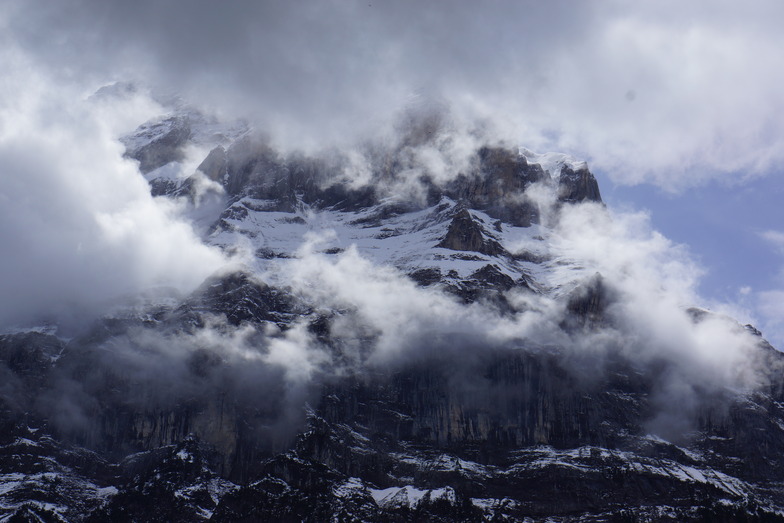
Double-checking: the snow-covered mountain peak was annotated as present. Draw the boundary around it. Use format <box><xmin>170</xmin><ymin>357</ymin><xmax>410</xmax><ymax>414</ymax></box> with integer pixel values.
<box><xmin>519</xmin><ymin>147</ymin><xmax>589</xmax><ymax>180</ymax></box>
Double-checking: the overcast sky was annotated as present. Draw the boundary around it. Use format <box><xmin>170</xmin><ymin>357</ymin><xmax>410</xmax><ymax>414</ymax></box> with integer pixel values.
<box><xmin>1</xmin><ymin>0</ymin><xmax>783</xmax><ymax>344</ymax></box>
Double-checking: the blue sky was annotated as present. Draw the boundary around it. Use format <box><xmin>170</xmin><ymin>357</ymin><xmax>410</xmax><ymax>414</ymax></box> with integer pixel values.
<box><xmin>597</xmin><ymin>170</ymin><xmax>784</xmax><ymax>345</ymax></box>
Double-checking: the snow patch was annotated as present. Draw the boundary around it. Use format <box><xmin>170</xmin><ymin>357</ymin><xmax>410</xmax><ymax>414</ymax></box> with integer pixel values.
<box><xmin>519</xmin><ymin>148</ymin><xmax>588</xmax><ymax>180</ymax></box>
<box><xmin>369</xmin><ymin>485</ymin><xmax>456</xmax><ymax>509</ymax></box>
<box><xmin>333</xmin><ymin>477</ymin><xmax>367</xmax><ymax>498</ymax></box>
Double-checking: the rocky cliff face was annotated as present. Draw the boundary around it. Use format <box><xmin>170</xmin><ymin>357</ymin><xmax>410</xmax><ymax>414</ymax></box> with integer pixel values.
<box><xmin>441</xmin><ymin>147</ymin><xmax>549</xmax><ymax>227</ymax></box>
<box><xmin>437</xmin><ymin>209</ymin><xmax>506</xmax><ymax>256</ymax></box>
<box><xmin>123</xmin><ymin>114</ymin><xmax>192</xmax><ymax>175</ymax></box>
<box><xmin>2</xmin><ymin>108</ymin><xmax>783</xmax><ymax>522</ymax></box>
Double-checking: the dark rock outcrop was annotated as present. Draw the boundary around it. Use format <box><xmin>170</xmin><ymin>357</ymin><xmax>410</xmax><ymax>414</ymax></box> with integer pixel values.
<box><xmin>558</xmin><ymin>164</ymin><xmax>602</xmax><ymax>203</ymax></box>
<box><xmin>124</xmin><ymin>115</ymin><xmax>191</xmax><ymax>174</ymax></box>
<box><xmin>443</xmin><ymin>146</ymin><xmax>547</xmax><ymax>227</ymax></box>
<box><xmin>183</xmin><ymin>136</ymin><xmax>602</xmax><ymax>226</ymax></box>
<box><xmin>216</xmin><ymin>136</ymin><xmax>377</xmax><ymax>211</ymax></box>
<box><xmin>196</xmin><ymin>145</ymin><xmax>228</xmax><ymax>183</ymax></box>
<box><xmin>564</xmin><ymin>273</ymin><xmax>613</xmax><ymax>330</ymax></box>
<box><xmin>408</xmin><ymin>267</ymin><xmax>443</xmax><ymax>287</ymax></box>
<box><xmin>437</xmin><ymin>209</ymin><xmax>505</xmax><ymax>256</ymax></box>
<box><xmin>173</xmin><ymin>271</ymin><xmax>305</xmax><ymax>329</ymax></box>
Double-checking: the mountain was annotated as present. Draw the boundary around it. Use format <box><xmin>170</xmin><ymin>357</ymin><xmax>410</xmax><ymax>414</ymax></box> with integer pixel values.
<box><xmin>2</xmin><ymin>101</ymin><xmax>784</xmax><ymax>522</ymax></box>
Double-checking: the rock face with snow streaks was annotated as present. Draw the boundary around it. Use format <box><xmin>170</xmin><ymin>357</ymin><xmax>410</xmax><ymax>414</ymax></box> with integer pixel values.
<box><xmin>2</xmin><ymin>106</ymin><xmax>784</xmax><ymax>522</ymax></box>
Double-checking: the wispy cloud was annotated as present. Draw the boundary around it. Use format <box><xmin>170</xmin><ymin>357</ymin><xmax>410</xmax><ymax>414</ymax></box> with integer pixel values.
<box><xmin>760</xmin><ymin>230</ymin><xmax>784</xmax><ymax>254</ymax></box>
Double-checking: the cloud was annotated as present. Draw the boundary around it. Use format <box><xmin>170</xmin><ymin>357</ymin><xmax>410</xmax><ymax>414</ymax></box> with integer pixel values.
<box><xmin>265</xmin><ymin>197</ymin><xmax>762</xmax><ymax>399</ymax></box>
<box><xmin>760</xmin><ymin>230</ymin><xmax>784</xmax><ymax>255</ymax></box>
<box><xmin>550</xmin><ymin>203</ymin><xmax>764</xmax><ymax>399</ymax></box>
<box><xmin>0</xmin><ymin>42</ymin><xmax>230</xmax><ymax>329</ymax></box>
<box><xmin>197</xmin><ymin>192</ymin><xmax>761</xmax><ymax>445</ymax></box>
<box><xmin>281</xmin><ymin>235</ymin><xmax>499</xmax><ymax>365</ymax></box>
<box><xmin>5</xmin><ymin>0</ymin><xmax>784</xmax><ymax>188</ymax></box>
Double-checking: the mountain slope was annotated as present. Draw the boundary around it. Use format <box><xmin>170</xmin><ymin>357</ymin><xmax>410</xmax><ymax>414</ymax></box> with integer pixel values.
<box><xmin>1</xmin><ymin>104</ymin><xmax>783</xmax><ymax>522</ymax></box>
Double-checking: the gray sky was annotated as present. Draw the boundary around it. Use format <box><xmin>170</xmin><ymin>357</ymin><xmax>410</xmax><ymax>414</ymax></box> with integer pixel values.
<box><xmin>5</xmin><ymin>0</ymin><xmax>784</xmax><ymax>177</ymax></box>
<box><xmin>5</xmin><ymin>0</ymin><xmax>781</xmax><ymax>183</ymax></box>
<box><xmin>1</xmin><ymin>0</ymin><xmax>783</xmax><ymax>343</ymax></box>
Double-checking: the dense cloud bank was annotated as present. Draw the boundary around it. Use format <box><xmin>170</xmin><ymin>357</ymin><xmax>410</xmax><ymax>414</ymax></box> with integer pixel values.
<box><xmin>5</xmin><ymin>0</ymin><xmax>784</xmax><ymax>186</ymax></box>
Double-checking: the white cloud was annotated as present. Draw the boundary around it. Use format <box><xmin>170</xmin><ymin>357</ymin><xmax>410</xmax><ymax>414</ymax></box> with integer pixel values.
<box><xmin>258</xmin><ymin>195</ymin><xmax>763</xmax><ymax>402</ymax></box>
<box><xmin>0</xmin><ymin>43</ymin><xmax>230</xmax><ymax>328</ymax></box>
<box><xmin>760</xmin><ymin>230</ymin><xmax>784</xmax><ymax>255</ymax></box>
<box><xmin>548</xmin><ymin>202</ymin><xmax>760</xmax><ymax>388</ymax></box>
<box><xmin>552</xmin><ymin>2</ymin><xmax>784</xmax><ymax>183</ymax></box>
<box><xmin>281</xmin><ymin>236</ymin><xmax>494</xmax><ymax>365</ymax></box>
<box><xmin>5</xmin><ymin>1</ymin><xmax>784</xmax><ymax>189</ymax></box>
